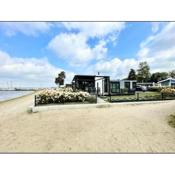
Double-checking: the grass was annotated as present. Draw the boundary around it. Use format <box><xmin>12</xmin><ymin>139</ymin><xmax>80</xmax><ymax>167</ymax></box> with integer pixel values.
<box><xmin>168</xmin><ymin>114</ymin><xmax>175</xmax><ymax>128</ymax></box>
<box><xmin>102</xmin><ymin>91</ymin><xmax>162</xmax><ymax>102</ymax></box>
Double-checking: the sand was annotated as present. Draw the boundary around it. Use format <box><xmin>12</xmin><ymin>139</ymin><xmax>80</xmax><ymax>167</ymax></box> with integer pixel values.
<box><xmin>0</xmin><ymin>93</ymin><xmax>175</xmax><ymax>153</ymax></box>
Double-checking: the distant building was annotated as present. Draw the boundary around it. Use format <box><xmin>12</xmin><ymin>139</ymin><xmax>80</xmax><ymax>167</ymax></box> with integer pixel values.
<box><xmin>157</xmin><ymin>77</ymin><xmax>175</xmax><ymax>87</ymax></box>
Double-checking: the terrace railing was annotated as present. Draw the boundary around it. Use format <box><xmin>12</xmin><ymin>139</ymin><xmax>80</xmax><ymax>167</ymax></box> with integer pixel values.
<box><xmin>108</xmin><ymin>92</ymin><xmax>175</xmax><ymax>103</ymax></box>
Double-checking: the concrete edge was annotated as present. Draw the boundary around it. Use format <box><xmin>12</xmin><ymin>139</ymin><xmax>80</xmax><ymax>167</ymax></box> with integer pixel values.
<box><xmin>29</xmin><ymin>100</ymin><xmax>175</xmax><ymax>113</ymax></box>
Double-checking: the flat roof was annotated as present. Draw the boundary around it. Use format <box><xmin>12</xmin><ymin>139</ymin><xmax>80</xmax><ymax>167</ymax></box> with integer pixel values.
<box><xmin>121</xmin><ymin>79</ymin><xmax>137</xmax><ymax>82</ymax></box>
<box><xmin>137</xmin><ymin>82</ymin><xmax>153</xmax><ymax>84</ymax></box>
<box><xmin>72</xmin><ymin>75</ymin><xmax>110</xmax><ymax>81</ymax></box>
<box><xmin>111</xmin><ymin>79</ymin><xmax>137</xmax><ymax>82</ymax></box>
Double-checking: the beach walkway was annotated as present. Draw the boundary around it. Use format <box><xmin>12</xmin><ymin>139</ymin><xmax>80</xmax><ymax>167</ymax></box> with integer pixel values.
<box><xmin>0</xmin><ymin>94</ymin><xmax>175</xmax><ymax>152</ymax></box>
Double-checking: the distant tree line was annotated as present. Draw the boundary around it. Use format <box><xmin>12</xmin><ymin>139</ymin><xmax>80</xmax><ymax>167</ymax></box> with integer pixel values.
<box><xmin>126</xmin><ymin>61</ymin><xmax>175</xmax><ymax>83</ymax></box>
<box><xmin>54</xmin><ymin>63</ymin><xmax>175</xmax><ymax>86</ymax></box>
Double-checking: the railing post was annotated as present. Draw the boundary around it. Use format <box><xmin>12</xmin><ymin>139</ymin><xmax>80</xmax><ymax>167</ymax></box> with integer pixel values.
<box><xmin>161</xmin><ymin>93</ymin><xmax>164</xmax><ymax>100</ymax></box>
<box><xmin>34</xmin><ymin>95</ymin><xmax>36</xmax><ymax>106</ymax></box>
<box><xmin>136</xmin><ymin>92</ymin><xmax>139</xmax><ymax>101</ymax></box>
<box><xmin>96</xmin><ymin>88</ymin><xmax>98</xmax><ymax>103</ymax></box>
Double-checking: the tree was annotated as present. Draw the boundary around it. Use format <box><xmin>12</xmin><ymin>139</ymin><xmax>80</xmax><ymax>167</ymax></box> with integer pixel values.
<box><xmin>137</xmin><ymin>61</ymin><xmax>151</xmax><ymax>82</ymax></box>
<box><xmin>150</xmin><ymin>72</ymin><xmax>168</xmax><ymax>83</ymax></box>
<box><xmin>55</xmin><ymin>71</ymin><xmax>66</xmax><ymax>87</ymax></box>
<box><xmin>127</xmin><ymin>69</ymin><xmax>137</xmax><ymax>80</ymax></box>
<box><xmin>169</xmin><ymin>70</ymin><xmax>175</xmax><ymax>78</ymax></box>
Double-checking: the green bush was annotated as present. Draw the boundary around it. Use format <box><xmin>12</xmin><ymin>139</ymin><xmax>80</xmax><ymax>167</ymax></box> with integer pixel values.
<box><xmin>85</xmin><ymin>96</ymin><xmax>97</xmax><ymax>103</ymax></box>
<box><xmin>120</xmin><ymin>88</ymin><xmax>129</xmax><ymax>94</ymax></box>
<box><xmin>147</xmin><ymin>86</ymin><xmax>163</xmax><ymax>92</ymax></box>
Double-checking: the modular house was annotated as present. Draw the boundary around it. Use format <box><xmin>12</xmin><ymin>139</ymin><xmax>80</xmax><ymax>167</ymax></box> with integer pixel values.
<box><xmin>157</xmin><ymin>77</ymin><xmax>175</xmax><ymax>87</ymax></box>
<box><xmin>72</xmin><ymin>75</ymin><xmax>137</xmax><ymax>96</ymax></box>
<box><xmin>110</xmin><ymin>79</ymin><xmax>137</xmax><ymax>95</ymax></box>
<box><xmin>72</xmin><ymin>75</ymin><xmax>110</xmax><ymax>95</ymax></box>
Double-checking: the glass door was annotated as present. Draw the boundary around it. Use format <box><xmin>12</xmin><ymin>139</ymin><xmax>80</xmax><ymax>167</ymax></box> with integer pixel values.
<box><xmin>111</xmin><ymin>82</ymin><xmax>120</xmax><ymax>93</ymax></box>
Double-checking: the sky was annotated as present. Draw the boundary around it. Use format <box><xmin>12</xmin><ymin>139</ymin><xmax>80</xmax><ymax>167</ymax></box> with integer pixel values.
<box><xmin>0</xmin><ymin>21</ymin><xmax>175</xmax><ymax>88</ymax></box>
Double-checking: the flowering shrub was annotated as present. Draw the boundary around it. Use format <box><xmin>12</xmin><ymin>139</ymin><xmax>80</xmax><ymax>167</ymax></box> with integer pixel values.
<box><xmin>160</xmin><ymin>87</ymin><xmax>175</xmax><ymax>95</ymax></box>
<box><xmin>35</xmin><ymin>87</ymin><xmax>95</xmax><ymax>105</ymax></box>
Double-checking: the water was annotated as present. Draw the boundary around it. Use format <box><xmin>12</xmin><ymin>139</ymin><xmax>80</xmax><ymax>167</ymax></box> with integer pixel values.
<box><xmin>0</xmin><ymin>90</ymin><xmax>33</xmax><ymax>102</ymax></box>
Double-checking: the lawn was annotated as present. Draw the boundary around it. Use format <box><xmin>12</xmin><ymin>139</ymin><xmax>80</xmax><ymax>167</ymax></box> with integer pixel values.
<box><xmin>101</xmin><ymin>91</ymin><xmax>162</xmax><ymax>102</ymax></box>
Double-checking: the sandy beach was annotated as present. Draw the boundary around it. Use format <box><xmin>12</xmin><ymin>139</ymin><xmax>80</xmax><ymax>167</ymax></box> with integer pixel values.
<box><xmin>0</xmin><ymin>93</ymin><xmax>175</xmax><ymax>153</ymax></box>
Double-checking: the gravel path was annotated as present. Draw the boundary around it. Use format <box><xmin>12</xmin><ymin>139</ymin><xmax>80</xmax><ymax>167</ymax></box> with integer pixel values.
<box><xmin>0</xmin><ymin>94</ymin><xmax>175</xmax><ymax>153</ymax></box>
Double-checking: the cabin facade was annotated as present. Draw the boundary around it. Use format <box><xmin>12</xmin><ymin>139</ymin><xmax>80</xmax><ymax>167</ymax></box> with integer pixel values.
<box><xmin>72</xmin><ymin>75</ymin><xmax>110</xmax><ymax>95</ymax></box>
<box><xmin>110</xmin><ymin>80</ymin><xmax>137</xmax><ymax>95</ymax></box>
<box><xmin>72</xmin><ymin>75</ymin><xmax>96</xmax><ymax>93</ymax></box>
<box><xmin>72</xmin><ymin>75</ymin><xmax>137</xmax><ymax>96</ymax></box>
<box><xmin>95</xmin><ymin>76</ymin><xmax>110</xmax><ymax>95</ymax></box>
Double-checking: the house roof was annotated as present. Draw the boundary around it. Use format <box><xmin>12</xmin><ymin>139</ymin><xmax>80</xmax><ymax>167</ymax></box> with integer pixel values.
<box><xmin>137</xmin><ymin>82</ymin><xmax>154</xmax><ymax>85</ymax></box>
<box><xmin>72</xmin><ymin>75</ymin><xmax>110</xmax><ymax>81</ymax></box>
<box><xmin>110</xmin><ymin>79</ymin><xmax>137</xmax><ymax>82</ymax></box>
<box><xmin>158</xmin><ymin>77</ymin><xmax>175</xmax><ymax>83</ymax></box>
<box><xmin>121</xmin><ymin>79</ymin><xmax>137</xmax><ymax>82</ymax></box>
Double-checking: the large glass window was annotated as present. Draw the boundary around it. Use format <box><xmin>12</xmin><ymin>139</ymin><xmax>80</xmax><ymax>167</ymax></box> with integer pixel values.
<box><xmin>111</xmin><ymin>82</ymin><xmax>120</xmax><ymax>93</ymax></box>
<box><xmin>124</xmin><ymin>82</ymin><xmax>130</xmax><ymax>89</ymax></box>
<box><xmin>171</xmin><ymin>80</ymin><xmax>175</xmax><ymax>87</ymax></box>
<box><xmin>132</xmin><ymin>82</ymin><xmax>136</xmax><ymax>89</ymax></box>
<box><xmin>161</xmin><ymin>81</ymin><xmax>170</xmax><ymax>86</ymax></box>
<box><xmin>171</xmin><ymin>83</ymin><xmax>175</xmax><ymax>87</ymax></box>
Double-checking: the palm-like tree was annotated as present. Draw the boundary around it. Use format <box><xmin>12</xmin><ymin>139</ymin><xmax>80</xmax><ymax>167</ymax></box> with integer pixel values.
<box><xmin>55</xmin><ymin>71</ymin><xmax>66</xmax><ymax>87</ymax></box>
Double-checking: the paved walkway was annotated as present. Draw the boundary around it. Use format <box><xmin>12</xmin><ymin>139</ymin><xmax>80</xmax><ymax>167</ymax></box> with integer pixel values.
<box><xmin>97</xmin><ymin>97</ymin><xmax>107</xmax><ymax>103</ymax></box>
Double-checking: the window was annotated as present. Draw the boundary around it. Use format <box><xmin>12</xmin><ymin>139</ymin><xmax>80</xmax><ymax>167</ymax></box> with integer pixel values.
<box><xmin>124</xmin><ymin>82</ymin><xmax>130</xmax><ymax>89</ymax></box>
<box><xmin>132</xmin><ymin>82</ymin><xmax>136</xmax><ymax>89</ymax></box>
<box><xmin>171</xmin><ymin>83</ymin><xmax>175</xmax><ymax>87</ymax></box>
<box><xmin>161</xmin><ymin>81</ymin><xmax>170</xmax><ymax>86</ymax></box>
<box><xmin>111</xmin><ymin>82</ymin><xmax>120</xmax><ymax>93</ymax></box>
<box><xmin>104</xmin><ymin>78</ymin><xmax>108</xmax><ymax>93</ymax></box>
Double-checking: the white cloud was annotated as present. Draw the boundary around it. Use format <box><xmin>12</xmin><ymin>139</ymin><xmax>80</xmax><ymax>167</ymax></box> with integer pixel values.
<box><xmin>88</xmin><ymin>57</ymin><xmax>138</xmax><ymax>79</ymax></box>
<box><xmin>48</xmin><ymin>33</ymin><xmax>107</xmax><ymax>66</ymax></box>
<box><xmin>0</xmin><ymin>50</ymin><xmax>75</xmax><ymax>88</ymax></box>
<box><xmin>0</xmin><ymin>22</ymin><xmax>53</xmax><ymax>36</ymax></box>
<box><xmin>92</xmin><ymin>22</ymin><xmax>175</xmax><ymax>79</ymax></box>
<box><xmin>62</xmin><ymin>22</ymin><xmax>125</xmax><ymax>38</ymax></box>
<box><xmin>137</xmin><ymin>22</ymin><xmax>175</xmax><ymax>72</ymax></box>
<box><xmin>151</xmin><ymin>22</ymin><xmax>160</xmax><ymax>33</ymax></box>
<box><xmin>92</xmin><ymin>40</ymin><xmax>108</xmax><ymax>60</ymax></box>
<box><xmin>137</xmin><ymin>47</ymin><xmax>150</xmax><ymax>58</ymax></box>
<box><xmin>48</xmin><ymin>22</ymin><xmax>126</xmax><ymax>66</ymax></box>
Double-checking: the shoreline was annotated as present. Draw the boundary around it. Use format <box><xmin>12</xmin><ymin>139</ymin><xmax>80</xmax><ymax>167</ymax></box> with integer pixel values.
<box><xmin>0</xmin><ymin>91</ymin><xmax>35</xmax><ymax>104</ymax></box>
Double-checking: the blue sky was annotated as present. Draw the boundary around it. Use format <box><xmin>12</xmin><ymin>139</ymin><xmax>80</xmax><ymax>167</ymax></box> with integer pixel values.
<box><xmin>0</xmin><ymin>22</ymin><xmax>175</xmax><ymax>87</ymax></box>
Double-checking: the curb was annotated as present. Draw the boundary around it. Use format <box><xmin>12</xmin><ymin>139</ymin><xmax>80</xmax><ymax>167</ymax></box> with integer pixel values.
<box><xmin>28</xmin><ymin>100</ymin><xmax>174</xmax><ymax>113</ymax></box>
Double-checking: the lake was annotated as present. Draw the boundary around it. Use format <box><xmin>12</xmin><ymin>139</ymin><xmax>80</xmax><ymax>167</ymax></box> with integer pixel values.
<box><xmin>0</xmin><ymin>90</ymin><xmax>33</xmax><ymax>102</ymax></box>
